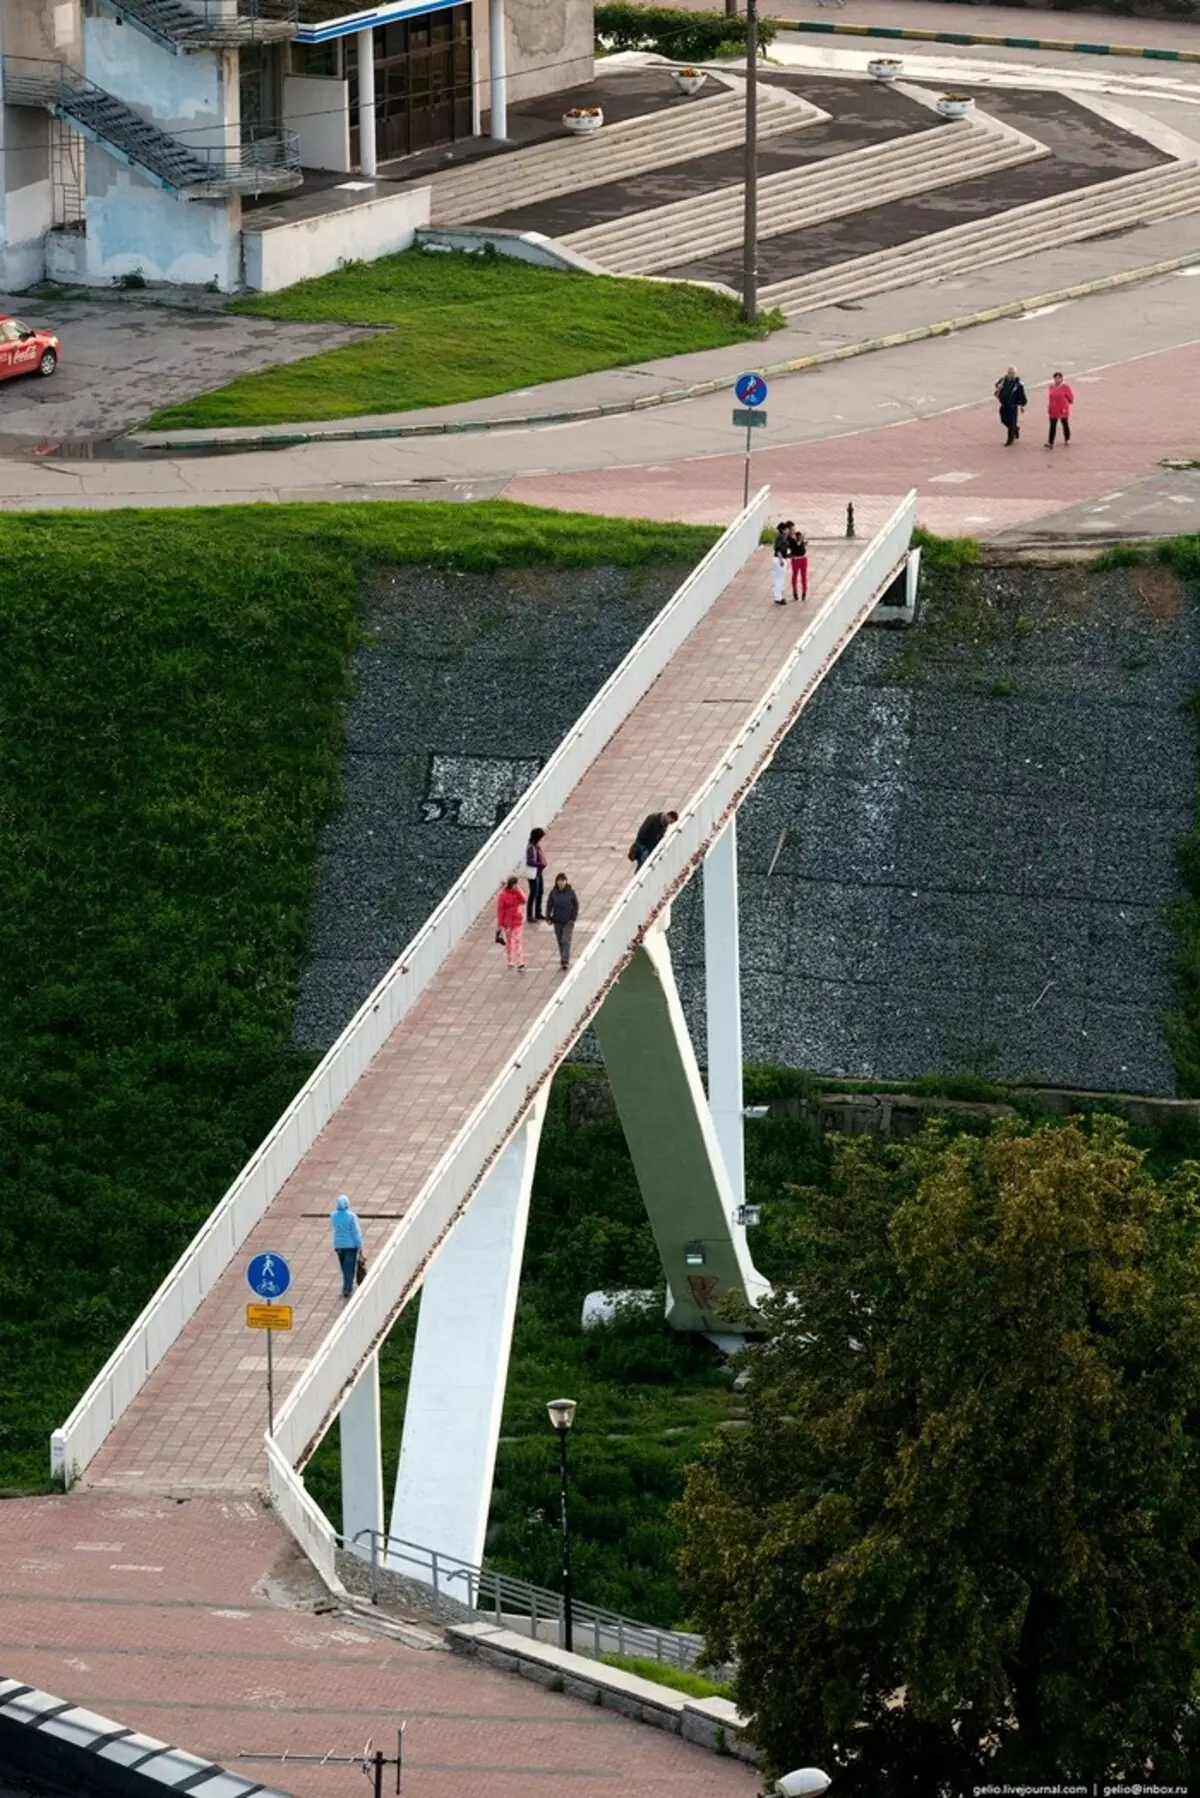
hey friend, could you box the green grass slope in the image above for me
[145,250,780,432]
[0,502,716,1489]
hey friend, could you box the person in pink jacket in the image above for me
[1046,372,1074,448]
[496,875,526,972]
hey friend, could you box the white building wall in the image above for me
[0,0,77,288]
[473,0,593,113]
[80,12,240,289]
[283,76,351,173]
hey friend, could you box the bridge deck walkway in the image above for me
[84,523,885,1495]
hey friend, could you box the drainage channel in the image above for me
[18,435,298,462]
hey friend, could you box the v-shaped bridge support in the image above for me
[345,818,766,1572]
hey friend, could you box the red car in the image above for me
[0,315,59,381]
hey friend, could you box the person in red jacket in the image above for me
[496,875,526,972]
[1046,371,1074,448]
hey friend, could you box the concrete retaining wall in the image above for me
[446,1623,757,1763]
[244,186,431,293]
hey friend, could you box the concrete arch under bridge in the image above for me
[49,487,919,1592]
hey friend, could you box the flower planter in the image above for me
[671,69,707,96]
[867,58,902,83]
[936,94,974,120]
[563,109,603,136]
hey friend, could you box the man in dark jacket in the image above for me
[545,873,579,970]
[630,809,679,869]
[995,367,1027,445]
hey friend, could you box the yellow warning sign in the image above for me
[246,1303,292,1330]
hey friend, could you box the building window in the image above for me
[290,41,343,79]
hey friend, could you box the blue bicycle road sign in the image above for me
[247,1252,292,1300]
[734,371,768,408]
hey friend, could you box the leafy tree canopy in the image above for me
[676,1116,1200,1792]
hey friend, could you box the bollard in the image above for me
[846,502,856,540]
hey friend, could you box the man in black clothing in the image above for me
[995,367,1027,445]
[630,809,679,869]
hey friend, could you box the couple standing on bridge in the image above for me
[771,521,810,606]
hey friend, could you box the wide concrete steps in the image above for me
[428,82,822,227]
[559,114,1043,276]
[762,157,1200,315]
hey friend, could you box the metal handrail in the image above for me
[348,1529,706,1671]
[0,58,299,194]
[99,0,300,43]
[173,120,302,183]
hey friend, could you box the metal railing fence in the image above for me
[350,1529,706,1670]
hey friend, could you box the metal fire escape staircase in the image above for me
[1,57,301,196]
[91,0,299,54]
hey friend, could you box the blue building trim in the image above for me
[297,0,459,44]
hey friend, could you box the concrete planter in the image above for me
[672,70,707,95]
[867,58,903,82]
[937,94,974,119]
[563,109,604,136]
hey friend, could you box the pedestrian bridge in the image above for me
[50,488,918,1589]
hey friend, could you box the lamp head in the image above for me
[547,1397,577,1433]
[775,1772,831,1798]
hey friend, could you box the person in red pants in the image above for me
[1046,371,1075,448]
[787,522,809,601]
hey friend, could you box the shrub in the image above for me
[594,4,778,60]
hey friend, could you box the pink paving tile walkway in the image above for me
[0,1493,758,1798]
[505,339,1200,536]
[86,513,900,1495]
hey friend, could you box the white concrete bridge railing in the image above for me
[50,491,774,1487]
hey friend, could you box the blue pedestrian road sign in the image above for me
[734,371,768,408]
[247,1252,292,1300]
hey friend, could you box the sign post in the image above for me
[246,1254,293,1437]
[733,372,769,508]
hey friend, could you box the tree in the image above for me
[676,1117,1200,1793]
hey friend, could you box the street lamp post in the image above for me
[547,1397,577,1653]
[742,0,758,324]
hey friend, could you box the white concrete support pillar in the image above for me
[340,1351,383,1562]
[593,926,768,1335]
[357,27,377,177]
[488,0,507,142]
[390,1092,547,1571]
[703,817,745,1213]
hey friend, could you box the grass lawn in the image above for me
[144,248,781,432]
[599,1655,733,1701]
[0,502,717,1492]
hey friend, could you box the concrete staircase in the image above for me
[558,113,1044,276]
[1,54,301,196]
[761,157,1200,315]
[428,82,824,228]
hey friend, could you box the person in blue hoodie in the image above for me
[331,1193,363,1299]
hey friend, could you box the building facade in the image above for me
[0,0,593,292]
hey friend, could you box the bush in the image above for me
[594,4,778,60]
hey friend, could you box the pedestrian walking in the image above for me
[772,519,791,606]
[628,809,678,869]
[995,367,1027,446]
[497,874,526,972]
[525,826,547,922]
[787,522,809,601]
[330,1193,363,1300]
[1046,371,1074,448]
[546,873,579,970]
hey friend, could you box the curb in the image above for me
[777,18,1200,64]
[130,251,1200,457]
